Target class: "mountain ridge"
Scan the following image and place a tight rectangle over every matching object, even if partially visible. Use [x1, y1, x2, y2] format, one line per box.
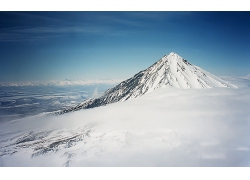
[54, 52, 237, 115]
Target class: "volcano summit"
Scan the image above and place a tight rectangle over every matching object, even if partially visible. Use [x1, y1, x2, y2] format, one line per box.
[55, 52, 236, 114]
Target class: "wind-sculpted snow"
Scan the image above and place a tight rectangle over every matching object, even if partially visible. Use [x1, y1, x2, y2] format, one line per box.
[54, 52, 237, 115]
[0, 79, 249, 166]
[0, 128, 91, 157]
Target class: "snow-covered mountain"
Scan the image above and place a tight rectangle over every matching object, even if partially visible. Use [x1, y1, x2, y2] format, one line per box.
[0, 57, 249, 166]
[55, 52, 236, 114]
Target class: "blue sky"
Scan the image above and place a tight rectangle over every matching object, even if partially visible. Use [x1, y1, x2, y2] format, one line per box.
[0, 11, 249, 82]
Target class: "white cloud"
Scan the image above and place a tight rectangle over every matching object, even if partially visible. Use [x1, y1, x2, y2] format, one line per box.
[0, 79, 123, 87]
[237, 147, 249, 151]
[91, 87, 100, 98]
[0, 78, 250, 166]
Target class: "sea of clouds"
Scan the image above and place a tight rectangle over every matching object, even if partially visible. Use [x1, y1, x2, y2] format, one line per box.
[0, 77, 249, 166]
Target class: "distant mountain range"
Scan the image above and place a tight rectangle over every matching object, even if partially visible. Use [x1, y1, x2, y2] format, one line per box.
[54, 52, 237, 115]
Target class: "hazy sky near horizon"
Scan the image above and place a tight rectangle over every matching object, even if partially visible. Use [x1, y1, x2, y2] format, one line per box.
[0, 11, 249, 82]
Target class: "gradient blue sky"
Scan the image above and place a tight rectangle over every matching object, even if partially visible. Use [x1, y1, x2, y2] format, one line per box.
[0, 11, 249, 82]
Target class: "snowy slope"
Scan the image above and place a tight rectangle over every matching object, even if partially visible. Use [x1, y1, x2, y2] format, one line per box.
[0, 84, 249, 167]
[54, 52, 237, 114]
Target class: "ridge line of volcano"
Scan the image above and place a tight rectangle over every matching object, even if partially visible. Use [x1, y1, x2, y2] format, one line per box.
[52, 52, 237, 115]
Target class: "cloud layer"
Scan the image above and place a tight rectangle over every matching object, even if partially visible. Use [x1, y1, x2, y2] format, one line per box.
[0, 79, 122, 87]
[0, 78, 249, 166]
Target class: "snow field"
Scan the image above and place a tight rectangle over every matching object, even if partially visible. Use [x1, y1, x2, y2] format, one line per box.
[0, 82, 249, 166]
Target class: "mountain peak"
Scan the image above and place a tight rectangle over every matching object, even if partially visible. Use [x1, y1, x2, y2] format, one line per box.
[54, 52, 237, 115]
[164, 52, 177, 58]
[162, 52, 183, 63]
[169, 52, 176, 55]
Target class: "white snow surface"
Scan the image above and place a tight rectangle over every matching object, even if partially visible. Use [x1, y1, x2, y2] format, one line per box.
[0, 78, 249, 166]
